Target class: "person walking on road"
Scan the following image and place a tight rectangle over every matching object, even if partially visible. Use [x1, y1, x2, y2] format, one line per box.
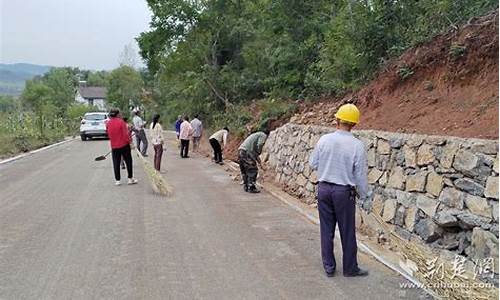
[209, 127, 229, 164]
[190, 114, 203, 152]
[133, 110, 148, 157]
[179, 116, 193, 158]
[309, 103, 369, 278]
[150, 114, 165, 172]
[238, 130, 268, 193]
[106, 108, 138, 186]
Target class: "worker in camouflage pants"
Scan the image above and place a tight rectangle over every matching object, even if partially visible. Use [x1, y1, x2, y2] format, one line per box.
[238, 130, 269, 193]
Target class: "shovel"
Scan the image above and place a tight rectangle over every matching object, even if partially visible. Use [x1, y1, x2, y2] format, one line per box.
[95, 151, 111, 161]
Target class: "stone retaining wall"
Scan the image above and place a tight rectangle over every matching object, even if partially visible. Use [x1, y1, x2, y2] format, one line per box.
[263, 123, 499, 272]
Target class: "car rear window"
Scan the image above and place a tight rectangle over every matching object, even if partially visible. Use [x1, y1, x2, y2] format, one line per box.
[85, 114, 107, 121]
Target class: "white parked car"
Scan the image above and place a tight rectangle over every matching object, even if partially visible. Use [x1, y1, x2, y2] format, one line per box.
[80, 112, 109, 141]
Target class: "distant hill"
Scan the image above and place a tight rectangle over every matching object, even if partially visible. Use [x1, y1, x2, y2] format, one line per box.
[0, 63, 53, 96]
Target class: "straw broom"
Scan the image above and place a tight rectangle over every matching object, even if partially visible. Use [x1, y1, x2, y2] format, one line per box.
[368, 212, 498, 300]
[134, 147, 171, 196]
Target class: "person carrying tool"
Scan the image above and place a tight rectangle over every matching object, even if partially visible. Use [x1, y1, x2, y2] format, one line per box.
[190, 114, 203, 152]
[309, 103, 369, 278]
[179, 116, 193, 158]
[132, 110, 148, 157]
[238, 130, 269, 193]
[150, 114, 165, 171]
[106, 108, 138, 186]
[209, 127, 229, 164]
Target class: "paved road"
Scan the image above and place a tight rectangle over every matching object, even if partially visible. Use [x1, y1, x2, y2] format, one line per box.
[0, 135, 424, 299]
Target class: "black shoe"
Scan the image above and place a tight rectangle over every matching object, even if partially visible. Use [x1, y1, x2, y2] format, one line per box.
[184, 156, 190, 158]
[248, 186, 261, 193]
[325, 270, 336, 277]
[344, 268, 369, 277]
[244, 185, 249, 192]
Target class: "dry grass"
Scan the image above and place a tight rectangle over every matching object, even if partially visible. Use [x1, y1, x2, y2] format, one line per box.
[368, 212, 498, 300]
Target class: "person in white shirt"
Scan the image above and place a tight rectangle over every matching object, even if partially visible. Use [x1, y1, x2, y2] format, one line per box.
[132, 110, 148, 157]
[190, 114, 203, 152]
[309, 103, 369, 278]
[179, 116, 193, 158]
[209, 127, 229, 164]
[149, 114, 164, 171]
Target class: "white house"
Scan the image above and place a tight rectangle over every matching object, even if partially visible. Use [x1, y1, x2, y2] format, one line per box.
[75, 86, 107, 111]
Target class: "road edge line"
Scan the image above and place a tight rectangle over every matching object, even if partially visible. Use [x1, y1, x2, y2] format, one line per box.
[0, 137, 77, 165]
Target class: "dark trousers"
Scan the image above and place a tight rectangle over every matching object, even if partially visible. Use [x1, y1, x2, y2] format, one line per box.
[153, 144, 163, 171]
[111, 144, 133, 181]
[317, 182, 359, 274]
[135, 129, 148, 156]
[209, 138, 223, 162]
[180, 139, 190, 157]
[238, 150, 258, 187]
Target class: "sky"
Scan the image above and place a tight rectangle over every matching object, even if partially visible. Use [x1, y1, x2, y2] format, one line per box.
[0, 0, 152, 70]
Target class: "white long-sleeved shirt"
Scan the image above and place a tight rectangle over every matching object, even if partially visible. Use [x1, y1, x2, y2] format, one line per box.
[149, 123, 164, 145]
[133, 115, 145, 130]
[209, 129, 228, 147]
[309, 130, 369, 199]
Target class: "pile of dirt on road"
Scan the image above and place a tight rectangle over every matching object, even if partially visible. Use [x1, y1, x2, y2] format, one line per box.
[293, 10, 499, 140]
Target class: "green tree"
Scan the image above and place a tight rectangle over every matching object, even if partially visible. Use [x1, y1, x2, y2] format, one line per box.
[106, 66, 144, 115]
[21, 81, 55, 136]
[87, 71, 109, 86]
[137, 0, 497, 128]
[43, 68, 76, 115]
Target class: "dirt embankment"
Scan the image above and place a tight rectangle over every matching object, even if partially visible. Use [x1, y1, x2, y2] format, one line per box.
[208, 11, 498, 162]
[294, 11, 499, 140]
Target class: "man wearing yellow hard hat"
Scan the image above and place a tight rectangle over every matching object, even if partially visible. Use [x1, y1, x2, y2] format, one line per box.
[309, 103, 369, 278]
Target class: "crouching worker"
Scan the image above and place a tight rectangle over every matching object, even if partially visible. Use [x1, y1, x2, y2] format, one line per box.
[238, 130, 269, 193]
[106, 108, 138, 186]
[309, 103, 368, 278]
[209, 127, 229, 164]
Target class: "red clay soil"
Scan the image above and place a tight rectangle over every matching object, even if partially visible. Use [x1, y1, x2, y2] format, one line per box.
[294, 11, 499, 140]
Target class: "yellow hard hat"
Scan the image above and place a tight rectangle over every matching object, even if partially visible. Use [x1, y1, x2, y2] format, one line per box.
[334, 103, 360, 124]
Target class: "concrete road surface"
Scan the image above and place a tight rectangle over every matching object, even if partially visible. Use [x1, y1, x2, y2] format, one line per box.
[0, 136, 425, 299]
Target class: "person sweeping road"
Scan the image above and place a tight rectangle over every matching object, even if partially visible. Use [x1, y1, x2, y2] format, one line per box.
[106, 108, 138, 186]
[150, 114, 165, 171]
[309, 103, 369, 278]
[209, 127, 229, 164]
[238, 130, 268, 193]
